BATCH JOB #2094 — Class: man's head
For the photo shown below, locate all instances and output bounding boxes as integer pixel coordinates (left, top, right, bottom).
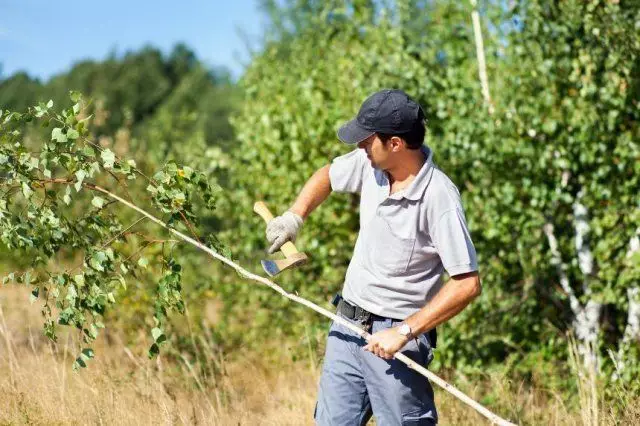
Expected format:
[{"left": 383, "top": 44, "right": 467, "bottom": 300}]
[{"left": 337, "top": 89, "right": 426, "bottom": 169}]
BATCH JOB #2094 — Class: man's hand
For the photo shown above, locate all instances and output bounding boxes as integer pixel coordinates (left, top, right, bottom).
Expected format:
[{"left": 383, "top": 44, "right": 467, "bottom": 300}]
[
  {"left": 266, "top": 211, "right": 304, "bottom": 254},
  {"left": 363, "top": 327, "right": 410, "bottom": 360}
]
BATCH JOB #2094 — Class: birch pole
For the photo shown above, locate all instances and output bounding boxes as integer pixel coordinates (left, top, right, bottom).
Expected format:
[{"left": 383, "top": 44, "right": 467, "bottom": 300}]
[
  {"left": 86, "top": 182, "right": 517, "bottom": 426},
  {"left": 470, "top": 0, "right": 495, "bottom": 114}
]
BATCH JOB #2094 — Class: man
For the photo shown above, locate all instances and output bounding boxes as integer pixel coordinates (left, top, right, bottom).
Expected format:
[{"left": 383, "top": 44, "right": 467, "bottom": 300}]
[{"left": 266, "top": 89, "right": 481, "bottom": 425}]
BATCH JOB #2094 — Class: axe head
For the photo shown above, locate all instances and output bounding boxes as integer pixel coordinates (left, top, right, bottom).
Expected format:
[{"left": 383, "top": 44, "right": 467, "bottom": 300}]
[{"left": 261, "top": 252, "right": 308, "bottom": 277}]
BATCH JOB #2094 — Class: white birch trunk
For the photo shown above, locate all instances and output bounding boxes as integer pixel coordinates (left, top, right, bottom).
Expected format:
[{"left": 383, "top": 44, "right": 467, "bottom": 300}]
[
  {"left": 612, "top": 229, "right": 640, "bottom": 379},
  {"left": 572, "top": 197, "right": 601, "bottom": 368},
  {"left": 624, "top": 230, "right": 640, "bottom": 343},
  {"left": 623, "top": 287, "right": 640, "bottom": 343},
  {"left": 543, "top": 189, "right": 601, "bottom": 368}
]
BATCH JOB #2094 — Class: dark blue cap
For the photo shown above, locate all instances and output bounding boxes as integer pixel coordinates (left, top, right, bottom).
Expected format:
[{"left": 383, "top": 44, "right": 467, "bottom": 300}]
[{"left": 337, "top": 89, "right": 424, "bottom": 145}]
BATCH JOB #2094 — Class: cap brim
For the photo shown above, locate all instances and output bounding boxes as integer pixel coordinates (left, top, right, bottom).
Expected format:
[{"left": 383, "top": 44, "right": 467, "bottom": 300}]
[{"left": 337, "top": 119, "right": 374, "bottom": 145}]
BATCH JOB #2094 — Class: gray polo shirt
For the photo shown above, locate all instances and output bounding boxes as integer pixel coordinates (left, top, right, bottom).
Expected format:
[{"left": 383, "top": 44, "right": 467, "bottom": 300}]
[{"left": 329, "top": 146, "right": 478, "bottom": 319}]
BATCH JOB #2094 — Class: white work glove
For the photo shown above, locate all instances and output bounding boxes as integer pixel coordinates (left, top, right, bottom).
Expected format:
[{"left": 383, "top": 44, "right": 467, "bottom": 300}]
[{"left": 266, "top": 211, "right": 304, "bottom": 254}]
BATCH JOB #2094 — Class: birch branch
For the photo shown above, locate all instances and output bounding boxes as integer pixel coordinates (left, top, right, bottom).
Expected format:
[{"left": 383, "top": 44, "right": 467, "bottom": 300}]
[
  {"left": 86, "top": 182, "right": 517, "bottom": 426},
  {"left": 470, "top": 0, "right": 494, "bottom": 114}
]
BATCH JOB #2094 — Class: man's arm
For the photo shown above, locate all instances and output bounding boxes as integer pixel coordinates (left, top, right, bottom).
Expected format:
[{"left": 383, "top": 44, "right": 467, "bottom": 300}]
[
  {"left": 364, "top": 271, "right": 481, "bottom": 359},
  {"left": 289, "top": 164, "right": 332, "bottom": 219},
  {"left": 405, "top": 271, "right": 481, "bottom": 336}
]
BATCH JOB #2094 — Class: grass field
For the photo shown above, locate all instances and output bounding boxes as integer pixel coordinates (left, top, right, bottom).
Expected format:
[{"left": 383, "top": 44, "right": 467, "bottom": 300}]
[{"left": 1, "top": 286, "right": 638, "bottom": 425}]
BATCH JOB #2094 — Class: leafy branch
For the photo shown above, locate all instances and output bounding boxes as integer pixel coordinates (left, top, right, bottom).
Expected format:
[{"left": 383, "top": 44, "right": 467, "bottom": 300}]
[{"left": 1, "top": 93, "right": 219, "bottom": 368}]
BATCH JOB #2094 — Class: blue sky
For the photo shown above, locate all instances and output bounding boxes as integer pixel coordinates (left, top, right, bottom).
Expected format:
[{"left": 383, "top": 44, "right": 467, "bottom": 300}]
[{"left": 0, "top": 0, "right": 266, "bottom": 82}]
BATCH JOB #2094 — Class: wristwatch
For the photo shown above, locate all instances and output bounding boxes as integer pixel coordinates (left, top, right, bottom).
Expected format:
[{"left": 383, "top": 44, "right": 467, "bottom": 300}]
[{"left": 397, "top": 322, "right": 413, "bottom": 340}]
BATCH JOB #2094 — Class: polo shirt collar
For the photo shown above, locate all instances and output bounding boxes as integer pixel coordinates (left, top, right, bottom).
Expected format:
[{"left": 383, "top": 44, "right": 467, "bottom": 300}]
[{"left": 379, "top": 146, "right": 434, "bottom": 202}]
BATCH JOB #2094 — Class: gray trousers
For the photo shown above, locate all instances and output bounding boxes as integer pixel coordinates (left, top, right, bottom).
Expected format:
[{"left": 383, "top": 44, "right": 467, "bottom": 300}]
[{"left": 314, "top": 314, "right": 438, "bottom": 425}]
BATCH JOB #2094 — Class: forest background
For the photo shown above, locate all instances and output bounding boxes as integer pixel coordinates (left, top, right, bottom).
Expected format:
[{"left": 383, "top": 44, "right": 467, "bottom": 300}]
[{"left": 0, "top": 0, "right": 639, "bottom": 424}]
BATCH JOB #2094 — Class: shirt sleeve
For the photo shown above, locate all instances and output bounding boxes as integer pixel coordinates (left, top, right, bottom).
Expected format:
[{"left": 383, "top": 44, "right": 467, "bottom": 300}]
[
  {"left": 329, "top": 149, "right": 368, "bottom": 194},
  {"left": 431, "top": 208, "right": 478, "bottom": 276}
]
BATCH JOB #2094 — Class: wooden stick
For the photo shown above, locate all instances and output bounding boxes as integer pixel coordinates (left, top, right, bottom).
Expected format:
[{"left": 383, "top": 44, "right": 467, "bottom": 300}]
[
  {"left": 470, "top": 0, "right": 494, "bottom": 114},
  {"left": 87, "top": 183, "right": 517, "bottom": 426}
]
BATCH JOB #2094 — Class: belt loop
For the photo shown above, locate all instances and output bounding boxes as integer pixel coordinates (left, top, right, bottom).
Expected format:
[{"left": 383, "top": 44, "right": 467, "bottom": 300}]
[{"left": 331, "top": 293, "right": 342, "bottom": 307}]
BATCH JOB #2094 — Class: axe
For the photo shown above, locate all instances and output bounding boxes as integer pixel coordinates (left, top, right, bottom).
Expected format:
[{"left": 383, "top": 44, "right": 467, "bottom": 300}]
[{"left": 254, "top": 201, "right": 309, "bottom": 276}]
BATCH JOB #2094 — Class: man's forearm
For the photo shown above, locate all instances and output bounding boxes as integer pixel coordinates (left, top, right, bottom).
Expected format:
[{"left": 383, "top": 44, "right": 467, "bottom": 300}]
[
  {"left": 289, "top": 164, "right": 332, "bottom": 220},
  {"left": 364, "top": 272, "right": 481, "bottom": 359},
  {"left": 405, "top": 272, "right": 482, "bottom": 336}
]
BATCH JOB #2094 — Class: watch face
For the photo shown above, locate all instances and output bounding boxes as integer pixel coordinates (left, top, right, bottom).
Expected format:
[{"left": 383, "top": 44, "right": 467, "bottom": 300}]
[{"left": 399, "top": 324, "right": 411, "bottom": 336}]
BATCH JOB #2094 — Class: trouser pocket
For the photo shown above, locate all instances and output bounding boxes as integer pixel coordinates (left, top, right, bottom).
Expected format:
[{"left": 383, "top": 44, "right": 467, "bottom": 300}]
[
  {"left": 402, "top": 408, "right": 437, "bottom": 425},
  {"left": 416, "top": 331, "right": 434, "bottom": 367}
]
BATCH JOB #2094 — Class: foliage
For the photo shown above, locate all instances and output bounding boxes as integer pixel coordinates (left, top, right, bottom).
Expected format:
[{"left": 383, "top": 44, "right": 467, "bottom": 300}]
[
  {"left": 0, "top": 94, "right": 224, "bottom": 367},
  {"left": 0, "top": 44, "right": 237, "bottom": 145},
  {"left": 223, "top": 0, "right": 640, "bottom": 388}
]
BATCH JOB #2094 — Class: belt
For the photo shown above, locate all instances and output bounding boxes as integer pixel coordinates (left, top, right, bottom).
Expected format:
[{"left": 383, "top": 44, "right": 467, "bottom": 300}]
[
  {"left": 331, "top": 293, "right": 438, "bottom": 347},
  {"left": 332, "top": 294, "right": 383, "bottom": 329}
]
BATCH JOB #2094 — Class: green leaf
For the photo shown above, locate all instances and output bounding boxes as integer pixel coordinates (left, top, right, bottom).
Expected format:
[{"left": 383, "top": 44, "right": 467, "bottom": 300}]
[
  {"left": 73, "top": 358, "right": 87, "bottom": 370},
  {"left": 151, "top": 327, "right": 163, "bottom": 341},
  {"left": 67, "top": 128, "right": 79, "bottom": 140},
  {"left": 116, "top": 274, "right": 126, "bottom": 290},
  {"left": 148, "top": 343, "right": 160, "bottom": 359},
  {"left": 66, "top": 285, "right": 77, "bottom": 302},
  {"left": 101, "top": 149, "right": 115, "bottom": 169},
  {"left": 51, "top": 127, "right": 67, "bottom": 143},
  {"left": 91, "top": 197, "right": 105, "bottom": 208},
  {"left": 21, "top": 182, "right": 33, "bottom": 199},
  {"left": 46, "top": 99, "right": 54, "bottom": 108},
  {"left": 81, "top": 348, "right": 95, "bottom": 360},
  {"left": 63, "top": 186, "right": 72, "bottom": 205},
  {"left": 69, "top": 91, "right": 82, "bottom": 103},
  {"left": 88, "top": 324, "right": 99, "bottom": 339},
  {"left": 73, "top": 274, "right": 85, "bottom": 287},
  {"left": 89, "top": 251, "right": 108, "bottom": 272},
  {"left": 29, "top": 157, "right": 39, "bottom": 169},
  {"left": 182, "top": 166, "right": 194, "bottom": 179},
  {"left": 74, "top": 170, "right": 86, "bottom": 192},
  {"left": 137, "top": 257, "right": 148, "bottom": 268},
  {"left": 29, "top": 287, "right": 39, "bottom": 304},
  {"left": 2, "top": 272, "right": 15, "bottom": 285}
]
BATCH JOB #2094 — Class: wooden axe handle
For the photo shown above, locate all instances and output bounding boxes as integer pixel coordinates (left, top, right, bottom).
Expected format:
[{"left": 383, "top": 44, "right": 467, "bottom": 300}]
[{"left": 253, "top": 201, "right": 300, "bottom": 257}]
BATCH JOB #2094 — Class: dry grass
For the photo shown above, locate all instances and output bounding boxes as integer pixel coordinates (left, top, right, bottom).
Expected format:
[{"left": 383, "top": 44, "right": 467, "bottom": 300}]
[
  {"left": 0, "top": 286, "right": 318, "bottom": 425},
  {"left": 1, "top": 285, "right": 638, "bottom": 425}
]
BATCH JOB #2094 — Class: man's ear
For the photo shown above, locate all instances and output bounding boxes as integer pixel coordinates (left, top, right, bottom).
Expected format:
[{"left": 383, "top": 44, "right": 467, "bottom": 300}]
[{"left": 390, "top": 135, "right": 404, "bottom": 151}]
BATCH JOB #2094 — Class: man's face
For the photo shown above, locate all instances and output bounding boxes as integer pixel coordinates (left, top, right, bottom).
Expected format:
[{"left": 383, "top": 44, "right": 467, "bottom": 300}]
[{"left": 357, "top": 134, "right": 392, "bottom": 169}]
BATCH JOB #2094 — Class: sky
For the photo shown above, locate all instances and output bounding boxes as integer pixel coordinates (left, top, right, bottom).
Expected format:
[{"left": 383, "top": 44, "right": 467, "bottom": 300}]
[{"left": 0, "top": 0, "right": 266, "bottom": 82}]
